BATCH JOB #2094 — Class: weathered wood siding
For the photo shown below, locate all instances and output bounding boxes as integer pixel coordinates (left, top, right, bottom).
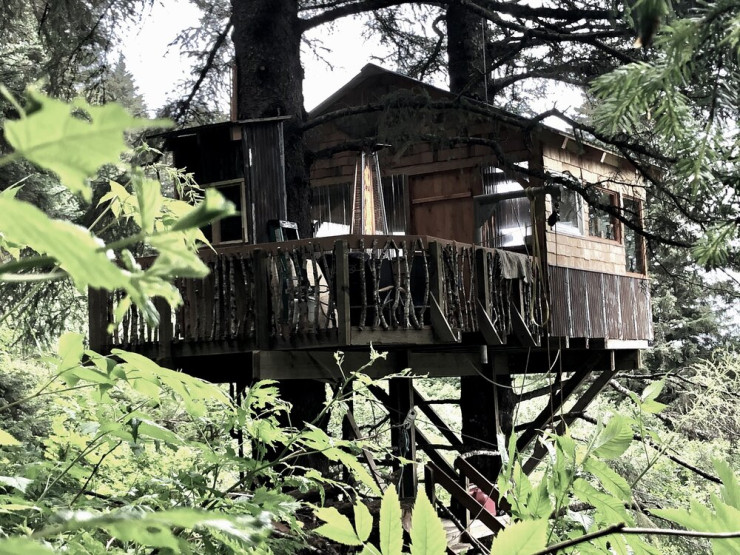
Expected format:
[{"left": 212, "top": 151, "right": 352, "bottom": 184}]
[{"left": 542, "top": 140, "right": 646, "bottom": 276}]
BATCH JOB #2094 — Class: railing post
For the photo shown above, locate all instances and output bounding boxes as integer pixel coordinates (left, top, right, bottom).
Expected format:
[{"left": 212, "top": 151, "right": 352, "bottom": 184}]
[
  {"left": 335, "top": 239, "right": 351, "bottom": 346},
  {"left": 428, "top": 241, "right": 445, "bottom": 315},
  {"left": 253, "top": 249, "right": 271, "bottom": 349}
]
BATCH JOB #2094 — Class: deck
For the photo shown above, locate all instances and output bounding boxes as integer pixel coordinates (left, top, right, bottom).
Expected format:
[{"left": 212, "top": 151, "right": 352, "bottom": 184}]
[{"left": 88, "top": 234, "right": 651, "bottom": 380}]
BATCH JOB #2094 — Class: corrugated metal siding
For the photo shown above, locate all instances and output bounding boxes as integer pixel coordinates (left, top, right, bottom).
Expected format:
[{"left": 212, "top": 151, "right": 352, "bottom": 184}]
[
  {"left": 243, "top": 122, "right": 287, "bottom": 244},
  {"left": 568, "top": 269, "right": 590, "bottom": 337},
  {"left": 586, "top": 271, "right": 606, "bottom": 338},
  {"left": 548, "top": 266, "right": 570, "bottom": 337},
  {"left": 549, "top": 266, "right": 651, "bottom": 341}
]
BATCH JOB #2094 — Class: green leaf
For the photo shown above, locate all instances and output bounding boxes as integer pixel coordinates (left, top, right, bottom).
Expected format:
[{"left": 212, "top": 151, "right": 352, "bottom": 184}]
[
  {"left": 0, "top": 538, "right": 54, "bottom": 555},
  {"left": 573, "top": 478, "right": 630, "bottom": 524},
  {"left": 379, "top": 487, "right": 403, "bottom": 555},
  {"left": 4, "top": 89, "right": 169, "bottom": 200},
  {"left": 525, "top": 479, "right": 553, "bottom": 520},
  {"left": 58, "top": 332, "right": 85, "bottom": 371},
  {"left": 491, "top": 519, "right": 548, "bottom": 554},
  {"left": 0, "top": 429, "right": 20, "bottom": 446},
  {"left": 359, "top": 545, "right": 383, "bottom": 555},
  {"left": 314, "top": 506, "right": 363, "bottom": 546},
  {"left": 136, "top": 421, "right": 183, "bottom": 446},
  {"left": 713, "top": 459, "right": 740, "bottom": 510},
  {"left": 583, "top": 458, "right": 632, "bottom": 501},
  {"left": 0, "top": 197, "right": 129, "bottom": 291},
  {"left": 410, "top": 490, "right": 446, "bottom": 555},
  {"left": 170, "top": 188, "right": 236, "bottom": 232},
  {"left": 641, "top": 379, "right": 665, "bottom": 403},
  {"left": 134, "top": 177, "right": 163, "bottom": 234},
  {"left": 592, "top": 416, "right": 633, "bottom": 460},
  {"left": 354, "top": 501, "right": 374, "bottom": 543}
]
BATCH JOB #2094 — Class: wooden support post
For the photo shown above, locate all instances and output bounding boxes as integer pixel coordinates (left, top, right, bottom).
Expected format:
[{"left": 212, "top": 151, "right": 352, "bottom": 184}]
[
  {"left": 522, "top": 353, "right": 618, "bottom": 474},
  {"left": 389, "top": 371, "right": 417, "bottom": 499},
  {"left": 515, "top": 369, "right": 592, "bottom": 453},
  {"left": 87, "top": 287, "right": 108, "bottom": 352},
  {"left": 335, "top": 239, "right": 351, "bottom": 346},
  {"left": 253, "top": 249, "right": 271, "bottom": 349},
  {"left": 345, "top": 410, "right": 385, "bottom": 491},
  {"left": 155, "top": 298, "right": 172, "bottom": 366}
]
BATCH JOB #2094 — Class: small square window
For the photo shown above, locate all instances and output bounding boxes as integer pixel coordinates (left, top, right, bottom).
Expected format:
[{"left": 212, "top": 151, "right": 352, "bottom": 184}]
[
  {"left": 588, "top": 189, "right": 619, "bottom": 241},
  {"left": 199, "top": 181, "right": 247, "bottom": 244}
]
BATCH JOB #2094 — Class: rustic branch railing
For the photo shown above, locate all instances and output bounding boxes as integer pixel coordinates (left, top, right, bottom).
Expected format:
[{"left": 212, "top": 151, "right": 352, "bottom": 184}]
[{"left": 89, "top": 234, "right": 649, "bottom": 354}]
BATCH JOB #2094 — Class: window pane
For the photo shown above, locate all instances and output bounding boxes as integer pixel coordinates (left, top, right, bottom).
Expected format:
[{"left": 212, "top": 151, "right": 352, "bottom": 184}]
[
  {"left": 482, "top": 166, "right": 531, "bottom": 248},
  {"left": 588, "top": 190, "right": 617, "bottom": 240},
  {"left": 382, "top": 175, "right": 408, "bottom": 234},
  {"left": 623, "top": 197, "right": 645, "bottom": 273},
  {"left": 312, "top": 183, "right": 351, "bottom": 237},
  {"left": 219, "top": 184, "right": 244, "bottom": 242},
  {"left": 555, "top": 188, "right": 583, "bottom": 234}
]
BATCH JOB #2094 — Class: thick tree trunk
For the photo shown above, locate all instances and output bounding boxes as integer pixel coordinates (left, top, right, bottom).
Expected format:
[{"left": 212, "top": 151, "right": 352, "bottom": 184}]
[
  {"left": 446, "top": 2, "right": 486, "bottom": 99},
  {"left": 231, "top": 0, "right": 310, "bottom": 235},
  {"left": 232, "top": 0, "right": 325, "bottom": 472}
]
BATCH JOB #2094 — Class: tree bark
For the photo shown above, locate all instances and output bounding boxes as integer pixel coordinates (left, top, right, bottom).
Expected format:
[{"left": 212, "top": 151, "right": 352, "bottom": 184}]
[
  {"left": 231, "top": 0, "right": 310, "bottom": 235},
  {"left": 446, "top": 2, "right": 486, "bottom": 99},
  {"left": 232, "top": 0, "right": 324, "bottom": 472}
]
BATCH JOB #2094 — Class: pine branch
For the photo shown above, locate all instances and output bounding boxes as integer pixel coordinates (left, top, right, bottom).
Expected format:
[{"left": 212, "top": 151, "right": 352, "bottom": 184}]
[{"left": 531, "top": 524, "right": 740, "bottom": 555}]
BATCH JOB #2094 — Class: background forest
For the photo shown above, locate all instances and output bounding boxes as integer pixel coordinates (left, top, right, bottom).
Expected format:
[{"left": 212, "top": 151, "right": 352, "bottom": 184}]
[{"left": 0, "top": 0, "right": 739, "bottom": 553}]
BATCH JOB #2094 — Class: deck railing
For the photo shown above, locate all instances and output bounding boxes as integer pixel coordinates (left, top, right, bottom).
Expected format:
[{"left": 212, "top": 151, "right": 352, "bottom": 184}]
[{"left": 88, "top": 235, "right": 544, "bottom": 353}]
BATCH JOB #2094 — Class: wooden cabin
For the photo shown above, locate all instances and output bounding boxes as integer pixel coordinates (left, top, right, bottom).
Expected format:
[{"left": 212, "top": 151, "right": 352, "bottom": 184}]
[{"left": 88, "top": 64, "right": 652, "bottom": 549}]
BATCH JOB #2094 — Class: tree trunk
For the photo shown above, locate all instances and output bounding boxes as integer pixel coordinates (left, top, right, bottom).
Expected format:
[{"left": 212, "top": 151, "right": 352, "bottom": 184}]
[
  {"left": 446, "top": 2, "right": 486, "bottom": 99},
  {"left": 231, "top": 0, "right": 310, "bottom": 236},
  {"left": 232, "top": 0, "right": 325, "bottom": 472}
]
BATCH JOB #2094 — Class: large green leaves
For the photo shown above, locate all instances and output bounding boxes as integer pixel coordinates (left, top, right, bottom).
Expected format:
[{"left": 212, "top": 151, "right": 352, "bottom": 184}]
[
  {"left": 379, "top": 487, "right": 403, "bottom": 555},
  {"left": 314, "top": 506, "right": 364, "bottom": 546},
  {"left": 409, "top": 490, "right": 446, "bottom": 555},
  {"left": 0, "top": 196, "right": 129, "bottom": 290},
  {"left": 3, "top": 90, "right": 168, "bottom": 201},
  {"left": 491, "top": 519, "right": 548, "bottom": 554}
]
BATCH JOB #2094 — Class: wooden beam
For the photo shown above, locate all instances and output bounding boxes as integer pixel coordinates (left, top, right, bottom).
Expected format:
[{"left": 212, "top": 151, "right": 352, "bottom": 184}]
[
  {"left": 509, "top": 302, "right": 538, "bottom": 347},
  {"left": 389, "top": 374, "right": 417, "bottom": 499},
  {"left": 515, "top": 370, "right": 593, "bottom": 452},
  {"left": 477, "top": 299, "right": 504, "bottom": 345},
  {"left": 345, "top": 410, "right": 385, "bottom": 491},
  {"left": 522, "top": 354, "right": 618, "bottom": 474},
  {"left": 87, "top": 287, "right": 108, "bottom": 352},
  {"left": 412, "top": 386, "right": 463, "bottom": 450},
  {"left": 430, "top": 293, "right": 460, "bottom": 343},
  {"left": 334, "top": 239, "right": 351, "bottom": 346}
]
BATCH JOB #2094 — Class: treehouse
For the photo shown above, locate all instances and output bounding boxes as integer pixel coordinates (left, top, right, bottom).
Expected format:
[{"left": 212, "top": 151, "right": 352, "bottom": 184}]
[{"left": 88, "top": 64, "right": 652, "bottom": 549}]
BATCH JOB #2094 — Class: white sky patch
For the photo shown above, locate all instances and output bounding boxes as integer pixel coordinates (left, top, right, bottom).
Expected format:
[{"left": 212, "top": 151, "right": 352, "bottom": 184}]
[{"left": 120, "top": 5, "right": 391, "bottom": 115}]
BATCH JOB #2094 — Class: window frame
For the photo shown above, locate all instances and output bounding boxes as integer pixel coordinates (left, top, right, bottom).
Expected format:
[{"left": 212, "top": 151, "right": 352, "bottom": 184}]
[
  {"left": 587, "top": 187, "right": 620, "bottom": 242},
  {"left": 622, "top": 195, "right": 646, "bottom": 274},
  {"left": 201, "top": 178, "right": 248, "bottom": 245}
]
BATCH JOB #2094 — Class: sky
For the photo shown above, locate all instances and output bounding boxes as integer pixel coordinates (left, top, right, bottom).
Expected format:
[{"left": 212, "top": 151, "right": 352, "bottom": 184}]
[{"left": 121, "top": 3, "right": 391, "bottom": 115}]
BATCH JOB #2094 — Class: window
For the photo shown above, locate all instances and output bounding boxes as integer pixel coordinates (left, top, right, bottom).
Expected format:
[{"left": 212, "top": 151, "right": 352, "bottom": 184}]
[
  {"left": 200, "top": 180, "right": 247, "bottom": 243},
  {"left": 588, "top": 189, "right": 619, "bottom": 241},
  {"left": 311, "top": 175, "right": 408, "bottom": 237},
  {"left": 623, "top": 197, "right": 646, "bottom": 273},
  {"left": 481, "top": 165, "right": 531, "bottom": 248},
  {"left": 554, "top": 188, "right": 583, "bottom": 235}
]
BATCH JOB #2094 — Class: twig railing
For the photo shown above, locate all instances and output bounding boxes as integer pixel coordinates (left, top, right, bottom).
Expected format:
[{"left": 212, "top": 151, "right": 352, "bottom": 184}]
[{"left": 88, "top": 235, "right": 541, "bottom": 352}]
